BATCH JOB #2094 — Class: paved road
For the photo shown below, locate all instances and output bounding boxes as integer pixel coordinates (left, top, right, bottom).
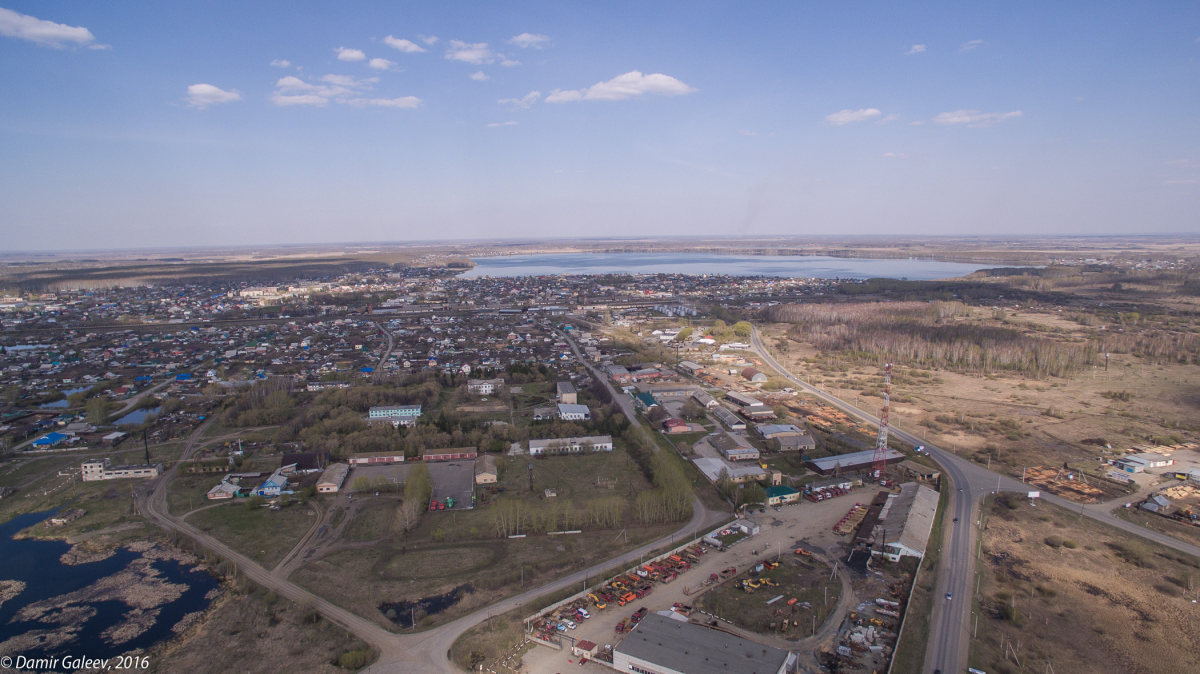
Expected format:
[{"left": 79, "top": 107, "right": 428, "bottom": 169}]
[
  {"left": 748, "top": 325, "right": 1200, "bottom": 674},
  {"left": 132, "top": 331, "right": 732, "bottom": 673},
  {"left": 372, "top": 321, "right": 395, "bottom": 371}
]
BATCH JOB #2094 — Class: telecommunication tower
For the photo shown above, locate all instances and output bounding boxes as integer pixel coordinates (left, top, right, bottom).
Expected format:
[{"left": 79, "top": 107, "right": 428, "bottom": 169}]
[{"left": 871, "top": 363, "right": 892, "bottom": 479}]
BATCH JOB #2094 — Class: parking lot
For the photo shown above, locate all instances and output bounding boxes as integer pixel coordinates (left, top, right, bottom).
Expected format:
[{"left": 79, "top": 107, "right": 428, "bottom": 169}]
[
  {"left": 345, "top": 461, "right": 477, "bottom": 510},
  {"left": 426, "top": 461, "right": 476, "bottom": 510},
  {"left": 520, "top": 489, "right": 874, "bottom": 672}
]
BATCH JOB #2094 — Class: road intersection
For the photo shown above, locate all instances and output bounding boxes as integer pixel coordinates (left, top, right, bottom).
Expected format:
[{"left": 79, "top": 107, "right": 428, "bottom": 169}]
[{"left": 749, "top": 325, "right": 1200, "bottom": 673}]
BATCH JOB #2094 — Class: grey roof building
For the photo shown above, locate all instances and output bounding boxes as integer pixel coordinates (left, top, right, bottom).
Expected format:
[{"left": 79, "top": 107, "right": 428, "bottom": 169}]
[{"left": 614, "top": 613, "right": 795, "bottom": 674}]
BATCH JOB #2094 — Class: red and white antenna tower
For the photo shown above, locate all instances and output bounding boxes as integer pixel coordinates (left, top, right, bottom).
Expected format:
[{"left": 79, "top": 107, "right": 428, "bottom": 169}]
[{"left": 872, "top": 363, "right": 892, "bottom": 479}]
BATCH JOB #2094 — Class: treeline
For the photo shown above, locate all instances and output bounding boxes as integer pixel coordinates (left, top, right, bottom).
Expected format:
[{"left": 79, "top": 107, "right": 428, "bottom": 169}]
[
  {"left": 396, "top": 463, "right": 432, "bottom": 532},
  {"left": 623, "top": 431, "right": 692, "bottom": 525},
  {"left": 768, "top": 301, "right": 1095, "bottom": 378},
  {"left": 488, "top": 496, "right": 627, "bottom": 537}
]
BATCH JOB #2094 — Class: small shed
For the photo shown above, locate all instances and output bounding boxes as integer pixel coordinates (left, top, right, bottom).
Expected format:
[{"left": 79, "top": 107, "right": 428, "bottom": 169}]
[{"left": 572, "top": 640, "right": 599, "bottom": 658}]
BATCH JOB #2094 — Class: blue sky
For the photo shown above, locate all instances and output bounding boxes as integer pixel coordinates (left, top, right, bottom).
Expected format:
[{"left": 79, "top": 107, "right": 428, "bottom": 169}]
[{"left": 0, "top": 1, "right": 1197, "bottom": 251}]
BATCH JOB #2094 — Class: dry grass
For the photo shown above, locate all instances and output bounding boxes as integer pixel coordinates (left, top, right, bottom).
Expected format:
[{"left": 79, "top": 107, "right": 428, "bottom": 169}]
[
  {"left": 761, "top": 311, "right": 1200, "bottom": 483},
  {"left": 970, "top": 497, "right": 1200, "bottom": 674},
  {"left": 152, "top": 586, "right": 372, "bottom": 673}
]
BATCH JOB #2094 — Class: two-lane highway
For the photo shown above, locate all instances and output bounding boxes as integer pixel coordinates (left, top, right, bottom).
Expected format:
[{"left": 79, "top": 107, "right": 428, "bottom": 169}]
[{"left": 748, "top": 325, "right": 1199, "bottom": 674}]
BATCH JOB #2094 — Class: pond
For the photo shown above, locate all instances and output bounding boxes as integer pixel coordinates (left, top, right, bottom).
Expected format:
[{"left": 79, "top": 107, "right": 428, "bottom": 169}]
[
  {"left": 0, "top": 510, "right": 218, "bottom": 662},
  {"left": 114, "top": 407, "right": 161, "bottom": 426},
  {"left": 38, "top": 387, "right": 90, "bottom": 409}
]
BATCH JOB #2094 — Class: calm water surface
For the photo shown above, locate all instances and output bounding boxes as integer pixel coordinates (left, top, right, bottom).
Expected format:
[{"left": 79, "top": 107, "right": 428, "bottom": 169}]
[
  {"left": 0, "top": 510, "right": 216, "bottom": 663},
  {"left": 460, "top": 253, "right": 1003, "bottom": 280}
]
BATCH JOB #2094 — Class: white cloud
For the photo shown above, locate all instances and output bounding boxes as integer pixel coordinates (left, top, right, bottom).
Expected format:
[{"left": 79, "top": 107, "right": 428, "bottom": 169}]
[
  {"left": 469, "top": 71, "right": 489, "bottom": 82},
  {"left": 445, "top": 40, "right": 494, "bottom": 64},
  {"left": 0, "top": 7, "right": 98, "bottom": 48},
  {"left": 509, "top": 32, "right": 549, "bottom": 49},
  {"left": 500, "top": 57, "right": 521, "bottom": 67},
  {"left": 368, "top": 58, "right": 395, "bottom": 70},
  {"left": 185, "top": 83, "right": 241, "bottom": 109},
  {"left": 544, "top": 89, "right": 582, "bottom": 103},
  {"left": 487, "top": 121, "right": 518, "bottom": 127},
  {"left": 499, "top": 91, "right": 542, "bottom": 108},
  {"left": 878, "top": 113, "right": 899, "bottom": 124},
  {"left": 909, "top": 120, "right": 925, "bottom": 126},
  {"left": 346, "top": 96, "right": 421, "bottom": 109},
  {"left": 384, "top": 36, "right": 426, "bottom": 53},
  {"left": 933, "top": 109, "right": 1022, "bottom": 127},
  {"left": 270, "top": 58, "right": 292, "bottom": 68},
  {"left": 336, "top": 47, "right": 366, "bottom": 62},
  {"left": 272, "top": 93, "right": 328, "bottom": 107},
  {"left": 321, "top": 74, "right": 378, "bottom": 88},
  {"left": 419, "top": 34, "right": 438, "bottom": 45},
  {"left": 882, "top": 152, "right": 908, "bottom": 159},
  {"left": 273, "top": 74, "right": 411, "bottom": 108},
  {"left": 545, "top": 71, "right": 696, "bottom": 103},
  {"left": 907, "top": 44, "right": 926, "bottom": 55},
  {"left": 960, "top": 39, "right": 984, "bottom": 52},
  {"left": 824, "top": 108, "right": 882, "bottom": 125}
]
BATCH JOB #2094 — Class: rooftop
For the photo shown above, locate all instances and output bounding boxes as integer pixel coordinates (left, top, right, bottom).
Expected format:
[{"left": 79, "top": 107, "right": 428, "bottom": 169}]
[{"left": 617, "top": 613, "right": 792, "bottom": 674}]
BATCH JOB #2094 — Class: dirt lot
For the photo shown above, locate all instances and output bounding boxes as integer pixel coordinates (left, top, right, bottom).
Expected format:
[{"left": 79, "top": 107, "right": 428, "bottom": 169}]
[
  {"left": 761, "top": 313, "right": 1200, "bottom": 489},
  {"left": 971, "top": 496, "right": 1200, "bottom": 674},
  {"left": 516, "top": 485, "right": 912, "bottom": 674}
]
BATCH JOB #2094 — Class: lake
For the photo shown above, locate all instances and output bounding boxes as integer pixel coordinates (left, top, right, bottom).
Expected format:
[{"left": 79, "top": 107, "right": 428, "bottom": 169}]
[
  {"left": 0, "top": 510, "right": 217, "bottom": 662},
  {"left": 458, "top": 252, "right": 1001, "bottom": 280}
]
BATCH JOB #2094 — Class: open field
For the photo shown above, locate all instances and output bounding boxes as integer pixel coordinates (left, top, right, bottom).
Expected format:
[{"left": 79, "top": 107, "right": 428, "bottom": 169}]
[
  {"left": 188, "top": 500, "right": 316, "bottom": 568},
  {"left": 970, "top": 496, "right": 1200, "bottom": 674},
  {"left": 291, "top": 519, "right": 676, "bottom": 630},
  {"left": 152, "top": 584, "right": 373, "bottom": 673},
  {"left": 760, "top": 297, "right": 1200, "bottom": 488}
]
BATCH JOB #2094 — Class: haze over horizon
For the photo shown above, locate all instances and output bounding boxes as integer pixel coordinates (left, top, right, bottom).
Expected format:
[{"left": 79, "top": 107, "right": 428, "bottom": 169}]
[{"left": 2, "top": 1, "right": 1198, "bottom": 251}]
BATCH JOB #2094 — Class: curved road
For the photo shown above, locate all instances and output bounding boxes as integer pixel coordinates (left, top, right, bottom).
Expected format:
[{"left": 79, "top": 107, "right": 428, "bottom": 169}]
[
  {"left": 748, "top": 325, "right": 1200, "bottom": 674},
  {"left": 135, "top": 330, "right": 731, "bottom": 673}
]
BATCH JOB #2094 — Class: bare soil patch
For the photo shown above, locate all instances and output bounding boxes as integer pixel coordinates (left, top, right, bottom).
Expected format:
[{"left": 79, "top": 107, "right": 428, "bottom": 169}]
[{"left": 971, "top": 496, "right": 1200, "bottom": 674}]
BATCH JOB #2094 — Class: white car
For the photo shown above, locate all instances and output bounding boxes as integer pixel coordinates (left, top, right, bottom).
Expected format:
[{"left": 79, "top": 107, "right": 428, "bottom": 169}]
[
  {"left": 577, "top": 609, "right": 591, "bottom": 620},
  {"left": 562, "top": 619, "right": 576, "bottom": 630}
]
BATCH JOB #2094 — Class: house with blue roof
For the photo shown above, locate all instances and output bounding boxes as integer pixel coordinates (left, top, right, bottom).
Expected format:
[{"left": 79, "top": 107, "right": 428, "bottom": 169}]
[
  {"left": 255, "top": 468, "right": 290, "bottom": 497},
  {"left": 33, "top": 431, "right": 71, "bottom": 448}
]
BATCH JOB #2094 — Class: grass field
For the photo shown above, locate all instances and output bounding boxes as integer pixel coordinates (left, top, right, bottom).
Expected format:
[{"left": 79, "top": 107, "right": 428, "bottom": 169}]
[
  {"left": 189, "top": 500, "right": 315, "bottom": 568},
  {"left": 969, "top": 496, "right": 1200, "bottom": 674},
  {"left": 344, "top": 495, "right": 399, "bottom": 541},
  {"left": 291, "top": 519, "right": 676, "bottom": 630}
]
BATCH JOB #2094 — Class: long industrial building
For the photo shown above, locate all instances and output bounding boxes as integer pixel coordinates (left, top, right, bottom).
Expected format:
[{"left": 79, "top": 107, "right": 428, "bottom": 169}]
[
  {"left": 806, "top": 448, "right": 905, "bottom": 475},
  {"left": 614, "top": 613, "right": 796, "bottom": 674}
]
